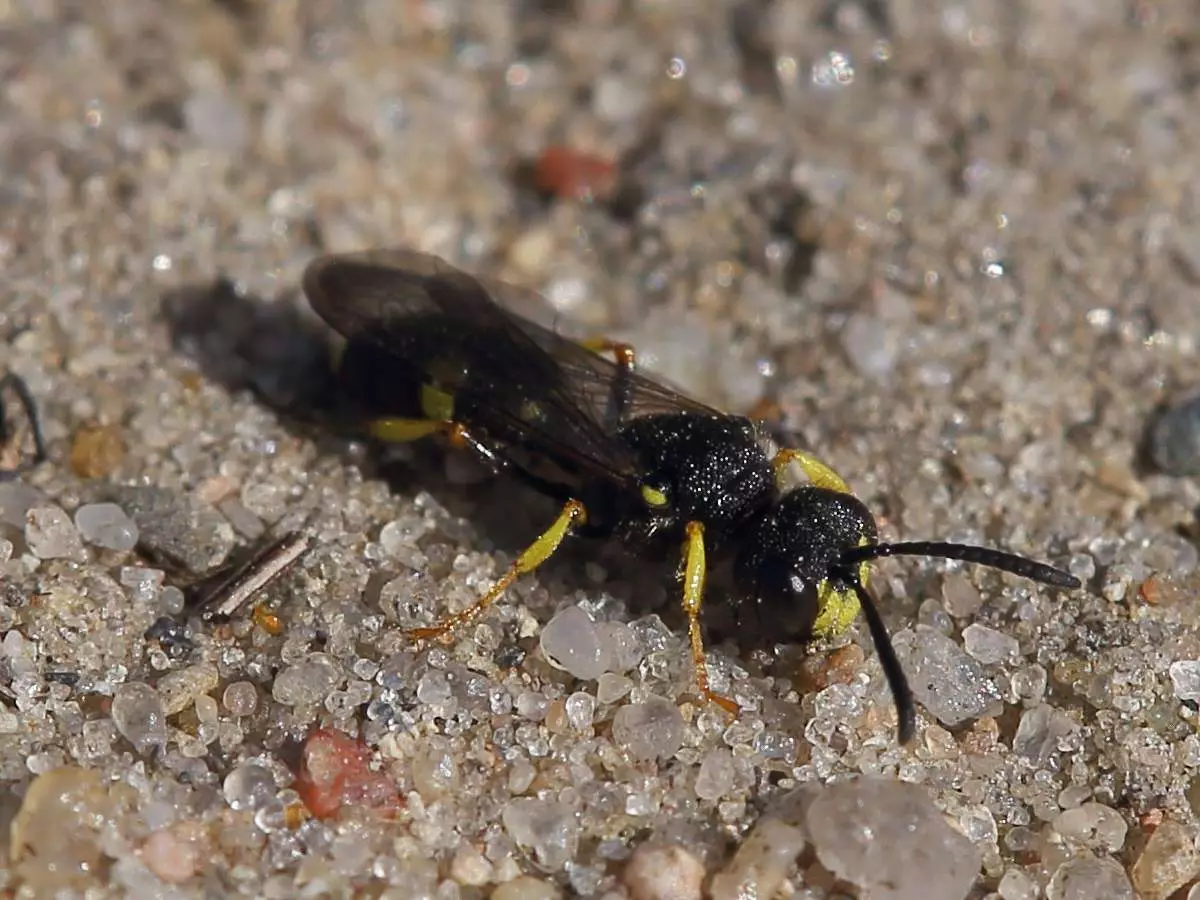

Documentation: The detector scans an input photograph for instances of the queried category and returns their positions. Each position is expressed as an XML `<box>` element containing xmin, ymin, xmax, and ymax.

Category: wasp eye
<box><xmin>640</xmin><ymin>484</ymin><xmax>670</xmax><ymax>508</ymax></box>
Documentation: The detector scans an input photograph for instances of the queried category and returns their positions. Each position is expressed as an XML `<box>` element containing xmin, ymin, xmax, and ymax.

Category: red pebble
<box><xmin>294</xmin><ymin>728</ymin><xmax>400</xmax><ymax>820</ymax></box>
<box><xmin>533</xmin><ymin>146</ymin><xmax>617</xmax><ymax>201</ymax></box>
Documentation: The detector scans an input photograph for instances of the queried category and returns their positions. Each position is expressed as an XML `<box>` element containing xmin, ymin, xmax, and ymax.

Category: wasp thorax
<box><xmin>619</xmin><ymin>413</ymin><xmax>774</xmax><ymax>531</ymax></box>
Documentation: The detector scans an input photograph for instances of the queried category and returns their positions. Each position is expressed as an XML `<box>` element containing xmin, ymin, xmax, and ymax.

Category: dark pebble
<box><xmin>1148</xmin><ymin>393</ymin><xmax>1200</xmax><ymax>476</ymax></box>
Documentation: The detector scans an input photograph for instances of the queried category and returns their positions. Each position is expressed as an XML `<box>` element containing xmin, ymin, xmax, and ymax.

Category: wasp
<box><xmin>302</xmin><ymin>249</ymin><xmax>1080</xmax><ymax>744</ymax></box>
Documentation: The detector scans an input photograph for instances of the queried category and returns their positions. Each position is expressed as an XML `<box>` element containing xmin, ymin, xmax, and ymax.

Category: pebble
<box><xmin>597</xmin><ymin>672</ymin><xmax>633</xmax><ymax>704</ymax></box>
<box><xmin>501</xmin><ymin>798</ymin><xmax>579</xmax><ymax>869</ymax></box>
<box><xmin>3</xmin><ymin>630</ymin><xmax>34</xmax><ymax>676</ymax></box>
<box><xmin>1131</xmin><ymin>819</ymin><xmax>1200</xmax><ymax>900</ymax></box>
<box><xmin>184</xmin><ymin>86</ymin><xmax>249</xmax><ymax>155</ymax></box>
<box><xmin>1169</xmin><ymin>660</ymin><xmax>1200</xmax><ymax>701</ymax></box>
<box><xmin>416</xmin><ymin>669</ymin><xmax>453</xmax><ymax>706</ymax></box>
<box><xmin>841</xmin><ymin>313</ymin><xmax>900</xmax><ymax>380</ymax></box>
<box><xmin>694</xmin><ymin>748</ymin><xmax>736</xmax><ymax>801</ymax></box>
<box><xmin>0</xmin><ymin>482</ymin><xmax>46</xmax><ymax>528</ymax></box>
<box><xmin>1051</xmin><ymin>802</ymin><xmax>1127</xmax><ymax>852</ymax></box>
<box><xmin>1046</xmin><ymin>854</ymin><xmax>1134</xmax><ymax>900</ymax></box>
<box><xmin>709</xmin><ymin>818</ymin><xmax>807</xmax><ymax>900</ymax></box>
<box><xmin>962</xmin><ymin>623</ymin><xmax>1020</xmax><ymax>665</ymax></box>
<box><xmin>141</xmin><ymin>825</ymin><xmax>202</xmax><ymax>884</ymax></box>
<box><xmin>540</xmin><ymin>605</ymin><xmax>610</xmax><ymax>681</ymax></box>
<box><xmin>941</xmin><ymin>573</ymin><xmax>984</xmax><ymax>618</ymax></box>
<box><xmin>593</xmin><ymin>75</ymin><xmax>648</xmax><ymax>123</ymax></box>
<box><xmin>378</xmin><ymin>514</ymin><xmax>426</xmax><ymax>559</ymax></box>
<box><xmin>412</xmin><ymin>745</ymin><xmax>459</xmax><ymax>797</ymax></box>
<box><xmin>491</xmin><ymin>876</ymin><xmax>561</xmax><ymax>900</ymax></box>
<box><xmin>806</xmin><ymin>778</ymin><xmax>981</xmax><ymax>900</ymax></box>
<box><xmin>25</xmin><ymin>505</ymin><xmax>86</xmax><ymax>560</ymax></box>
<box><xmin>893</xmin><ymin>625</ymin><xmax>1001</xmax><ymax>728</ymax></box>
<box><xmin>10</xmin><ymin>767</ymin><xmax>109</xmax><ymax>894</ymax></box>
<box><xmin>532</xmin><ymin>146</ymin><xmax>617</xmax><ymax>203</ymax></box>
<box><xmin>222</xmin><ymin>762</ymin><xmax>276</xmax><ymax>811</ymax></box>
<box><xmin>507</xmin><ymin>226</ymin><xmax>556</xmax><ymax>275</ymax></box>
<box><xmin>156</xmin><ymin>663</ymin><xmax>219</xmax><ymax>716</ymax></box>
<box><xmin>450</xmin><ymin>843</ymin><xmax>493</xmax><ymax>887</ymax></box>
<box><xmin>111</xmin><ymin>682</ymin><xmax>168</xmax><ymax>753</ymax></box>
<box><xmin>1147</xmin><ymin>393</ymin><xmax>1200</xmax><ymax>476</ymax></box>
<box><xmin>272</xmin><ymin>653</ymin><xmax>341</xmax><ymax>706</ymax></box>
<box><xmin>119</xmin><ymin>566</ymin><xmax>165</xmax><ymax>605</ymax></box>
<box><xmin>597</xmin><ymin>621</ymin><xmax>644</xmax><ymax>672</ymax></box>
<box><xmin>622</xmin><ymin>843</ymin><xmax>705</xmax><ymax>900</ymax></box>
<box><xmin>611</xmin><ymin>696</ymin><xmax>684</xmax><ymax>762</ymax></box>
<box><xmin>294</xmin><ymin>728</ymin><xmax>400</xmax><ymax>819</ymax></box>
<box><xmin>222</xmin><ymin>681</ymin><xmax>259</xmax><ymax>716</ymax></box>
<box><xmin>104</xmin><ymin>485</ymin><xmax>234</xmax><ymax>574</ymax></box>
<box><xmin>564</xmin><ymin>691</ymin><xmax>595</xmax><ymax>730</ymax></box>
<box><xmin>1013</xmin><ymin>704</ymin><xmax>1078</xmax><ymax>764</ymax></box>
<box><xmin>69</xmin><ymin>423</ymin><xmax>125</xmax><ymax>478</ymax></box>
<box><xmin>74</xmin><ymin>502</ymin><xmax>139</xmax><ymax>551</ymax></box>
<box><xmin>997</xmin><ymin>867</ymin><xmax>1038</xmax><ymax>900</ymax></box>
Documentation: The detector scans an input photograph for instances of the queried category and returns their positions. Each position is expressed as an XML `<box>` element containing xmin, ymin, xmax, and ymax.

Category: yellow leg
<box><xmin>369</xmin><ymin>385</ymin><xmax>458</xmax><ymax>443</ymax></box>
<box><xmin>369</xmin><ymin>417</ymin><xmax>447</xmax><ymax>442</ymax></box>
<box><xmin>408</xmin><ymin>499</ymin><xmax>587</xmax><ymax>641</ymax></box>
<box><xmin>681</xmin><ymin>521</ymin><xmax>739</xmax><ymax>715</ymax></box>
<box><xmin>771</xmin><ymin>447</ymin><xmax>851</xmax><ymax>494</ymax></box>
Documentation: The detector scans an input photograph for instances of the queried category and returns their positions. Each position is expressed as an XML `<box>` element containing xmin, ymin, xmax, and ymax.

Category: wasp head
<box><xmin>733</xmin><ymin>486</ymin><xmax>878</xmax><ymax>636</ymax></box>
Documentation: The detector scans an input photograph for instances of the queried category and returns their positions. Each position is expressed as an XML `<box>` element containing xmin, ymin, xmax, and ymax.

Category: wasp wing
<box><xmin>306</xmin><ymin>249</ymin><xmax>722</xmax><ymax>486</ymax></box>
<box><xmin>468</xmin><ymin>271</ymin><xmax>726</xmax><ymax>423</ymax></box>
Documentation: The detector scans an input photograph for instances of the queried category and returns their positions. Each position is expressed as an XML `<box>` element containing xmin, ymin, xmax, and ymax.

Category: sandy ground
<box><xmin>3</xmin><ymin>1</ymin><xmax>1200</xmax><ymax>898</ymax></box>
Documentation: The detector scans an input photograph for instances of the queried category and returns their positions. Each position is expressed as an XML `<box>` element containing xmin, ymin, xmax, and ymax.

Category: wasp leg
<box><xmin>680</xmin><ymin>521</ymin><xmax>739</xmax><ymax>715</ymax></box>
<box><xmin>408</xmin><ymin>498</ymin><xmax>587</xmax><ymax>641</ymax></box>
<box><xmin>371</xmin><ymin>416</ymin><xmax>581</xmax><ymax>504</ymax></box>
<box><xmin>770</xmin><ymin>447</ymin><xmax>851</xmax><ymax>494</ymax></box>
<box><xmin>0</xmin><ymin>372</ymin><xmax>48</xmax><ymax>481</ymax></box>
<box><xmin>369</xmin><ymin>417</ymin><xmax>509</xmax><ymax>469</ymax></box>
<box><xmin>369</xmin><ymin>417</ymin><xmax>448</xmax><ymax>443</ymax></box>
<box><xmin>580</xmin><ymin>337</ymin><xmax>637</xmax><ymax>430</ymax></box>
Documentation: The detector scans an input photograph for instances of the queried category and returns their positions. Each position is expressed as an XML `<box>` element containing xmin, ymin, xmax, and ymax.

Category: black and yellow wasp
<box><xmin>303</xmin><ymin>249</ymin><xmax>1080</xmax><ymax>743</ymax></box>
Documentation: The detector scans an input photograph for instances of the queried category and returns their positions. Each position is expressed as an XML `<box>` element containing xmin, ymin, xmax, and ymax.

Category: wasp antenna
<box><xmin>841</xmin><ymin>541</ymin><xmax>1081</xmax><ymax>590</ymax></box>
<box><xmin>842</xmin><ymin>574</ymin><xmax>915</xmax><ymax>744</ymax></box>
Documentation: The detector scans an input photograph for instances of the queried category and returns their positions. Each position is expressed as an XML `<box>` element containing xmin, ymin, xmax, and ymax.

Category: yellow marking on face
<box><xmin>811</xmin><ymin>542</ymin><xmax>873</xmax><ymax>639</ymax></box>
<box><xmin>811</xmin><ymin>579</ymin><xmax>863</xmax><ymax>638</ymax></box>
<box><xmin>641</xmin><ymin>485</ymin><xmax>669</xmax><ymax>508</ymax></box>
